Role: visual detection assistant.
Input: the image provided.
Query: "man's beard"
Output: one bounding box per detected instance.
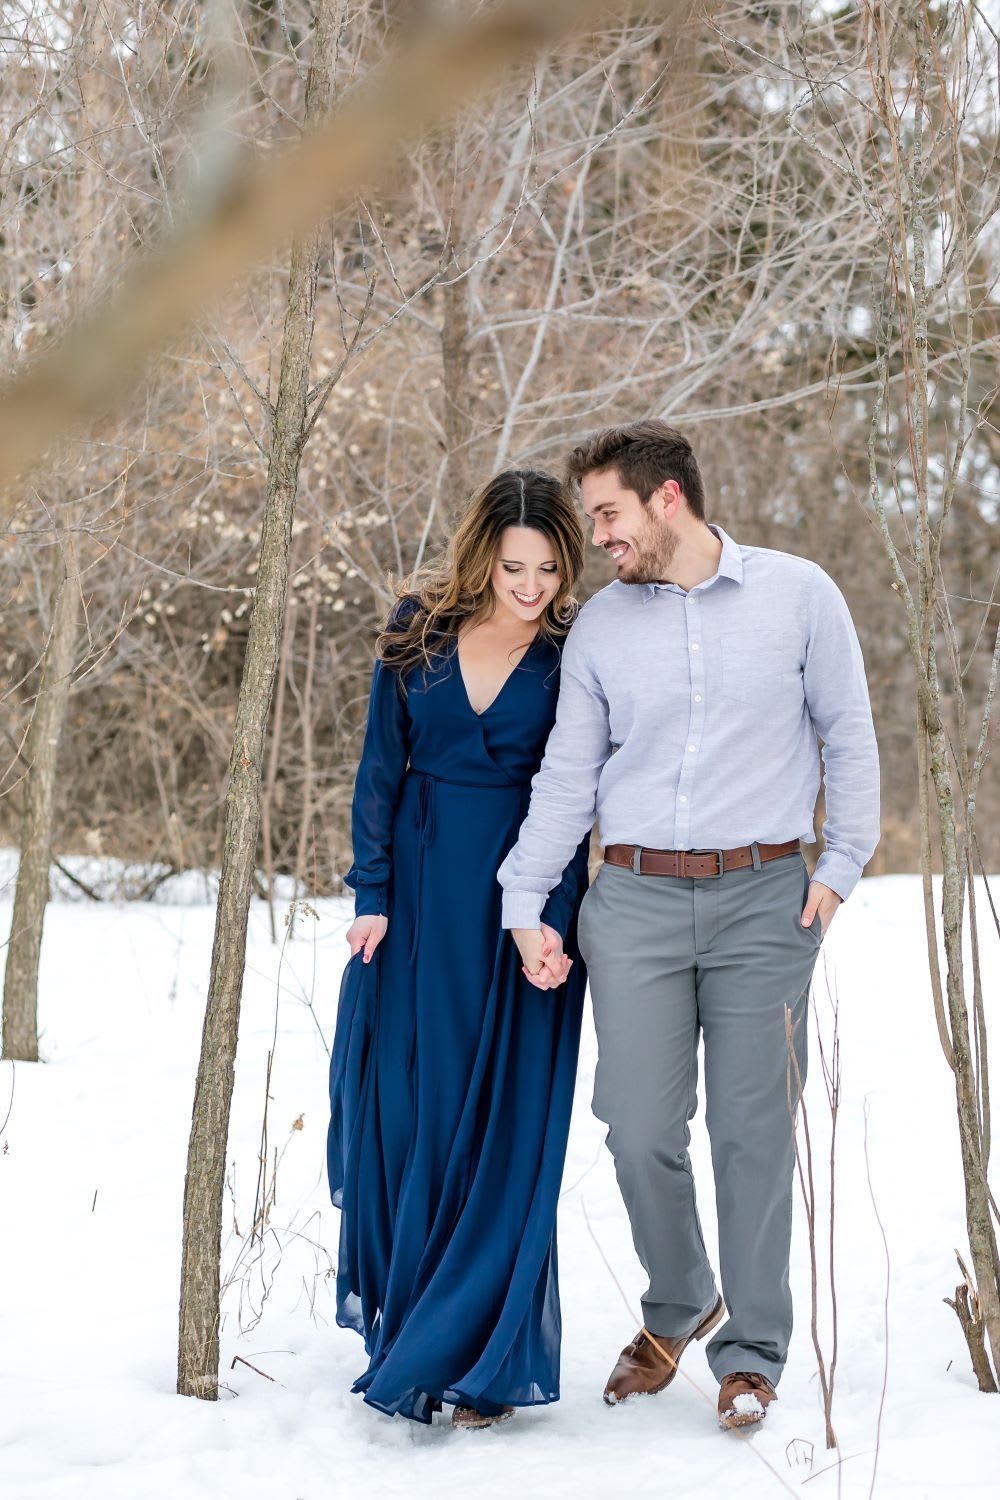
[615,512,679,584]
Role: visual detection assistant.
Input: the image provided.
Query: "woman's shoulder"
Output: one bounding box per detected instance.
[377,592,452,682]
[386,592,422,630]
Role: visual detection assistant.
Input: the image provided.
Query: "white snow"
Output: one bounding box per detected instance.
[1,871,998,1499]
[730,1392,766,1417]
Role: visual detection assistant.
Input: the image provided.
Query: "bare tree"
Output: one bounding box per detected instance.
[2,5,110,1059]
[176,0,346,1401]
[859,0,1000,1390]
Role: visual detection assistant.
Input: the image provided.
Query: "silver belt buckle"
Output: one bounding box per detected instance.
[632,845,644,875]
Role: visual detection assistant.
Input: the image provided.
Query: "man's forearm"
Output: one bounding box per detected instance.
[804,570,881,903]
[499,622,610,929]
[499,803,595,929]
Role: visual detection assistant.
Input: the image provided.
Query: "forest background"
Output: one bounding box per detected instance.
[4,0,996,905]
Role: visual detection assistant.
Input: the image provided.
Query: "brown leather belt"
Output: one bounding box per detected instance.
[603,839,801,879]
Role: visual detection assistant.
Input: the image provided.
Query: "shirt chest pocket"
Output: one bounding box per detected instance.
[720,632,803,705]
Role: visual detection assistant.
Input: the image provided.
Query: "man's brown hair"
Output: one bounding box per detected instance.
[565,420,706,520]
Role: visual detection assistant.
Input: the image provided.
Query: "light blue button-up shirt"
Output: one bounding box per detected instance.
[499,525,880,929]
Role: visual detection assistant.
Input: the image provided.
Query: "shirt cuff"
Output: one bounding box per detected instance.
[501,891,545,931]
[812,851,862,903]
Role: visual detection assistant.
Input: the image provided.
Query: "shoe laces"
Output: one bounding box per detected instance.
[725,1371,773,1393]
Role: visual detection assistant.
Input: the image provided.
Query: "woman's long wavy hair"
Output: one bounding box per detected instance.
[377,468,585,678]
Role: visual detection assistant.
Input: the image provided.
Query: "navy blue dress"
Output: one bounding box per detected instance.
[327,601,589,1423]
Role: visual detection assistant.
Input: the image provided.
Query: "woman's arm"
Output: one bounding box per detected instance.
[344,639,411,921]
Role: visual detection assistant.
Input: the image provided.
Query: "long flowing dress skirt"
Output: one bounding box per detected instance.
[328,769,586,1423]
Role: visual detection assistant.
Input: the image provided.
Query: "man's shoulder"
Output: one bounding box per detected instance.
[574,579,636,624]
[740,540,819,573]
[739,542,833,591]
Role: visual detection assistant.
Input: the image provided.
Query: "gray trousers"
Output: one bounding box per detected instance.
[576,849,821,1386]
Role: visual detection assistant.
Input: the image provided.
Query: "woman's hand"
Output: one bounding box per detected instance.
[346,914,388,963]
[513,923,573,990]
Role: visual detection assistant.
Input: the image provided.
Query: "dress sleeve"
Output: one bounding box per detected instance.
[539,831,592,942]
[343,611,413,919]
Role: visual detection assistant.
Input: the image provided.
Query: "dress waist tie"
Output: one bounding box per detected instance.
[409,773,437,966]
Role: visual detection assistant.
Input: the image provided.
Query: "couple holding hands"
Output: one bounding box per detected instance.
[327,420,880,1433]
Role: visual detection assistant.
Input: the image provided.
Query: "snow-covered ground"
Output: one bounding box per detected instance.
[1,872,997,1500]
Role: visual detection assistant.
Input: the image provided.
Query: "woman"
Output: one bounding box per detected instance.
[327,469,591,1429]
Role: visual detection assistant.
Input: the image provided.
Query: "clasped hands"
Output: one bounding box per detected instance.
[511,924,573,991]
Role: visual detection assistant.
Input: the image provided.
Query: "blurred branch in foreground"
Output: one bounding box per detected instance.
[0,0,672,491]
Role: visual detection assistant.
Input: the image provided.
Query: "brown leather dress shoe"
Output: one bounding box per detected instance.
[603,1295,725,1405]
[717,1371,777,1430]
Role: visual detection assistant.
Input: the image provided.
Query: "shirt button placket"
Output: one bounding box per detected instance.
[676,594,702,847]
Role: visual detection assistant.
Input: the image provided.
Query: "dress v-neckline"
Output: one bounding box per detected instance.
[454,631,540,718]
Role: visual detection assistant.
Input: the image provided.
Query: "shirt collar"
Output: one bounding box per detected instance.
[712,524,744,585]
[640,522,743,601]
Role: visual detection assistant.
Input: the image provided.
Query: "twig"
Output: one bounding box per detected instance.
[51,859,103,901]
[862,1100,891,1495]
[0,1061,13,1136]
[230,1353,277,1383]
[785,1001,839,1455]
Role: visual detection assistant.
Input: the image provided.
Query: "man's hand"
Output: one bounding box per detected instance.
[346,914,388,963]
[512,923,574,991]
[801,880,841,938]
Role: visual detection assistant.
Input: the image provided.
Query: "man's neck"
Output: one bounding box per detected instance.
[655,521,723,593]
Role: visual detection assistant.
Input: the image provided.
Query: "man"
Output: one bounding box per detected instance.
[498,421,879,1430]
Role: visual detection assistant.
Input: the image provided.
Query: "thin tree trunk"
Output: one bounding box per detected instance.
[261,591,295,943]
[2,4,108,1061]
[927,706,1000,1377]
[290,597,319,928]
[2,530,81,1060]
[176,0,341,1401]
[908,7,1000,1372]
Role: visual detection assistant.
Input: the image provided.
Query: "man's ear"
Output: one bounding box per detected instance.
[657,478,683,519]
